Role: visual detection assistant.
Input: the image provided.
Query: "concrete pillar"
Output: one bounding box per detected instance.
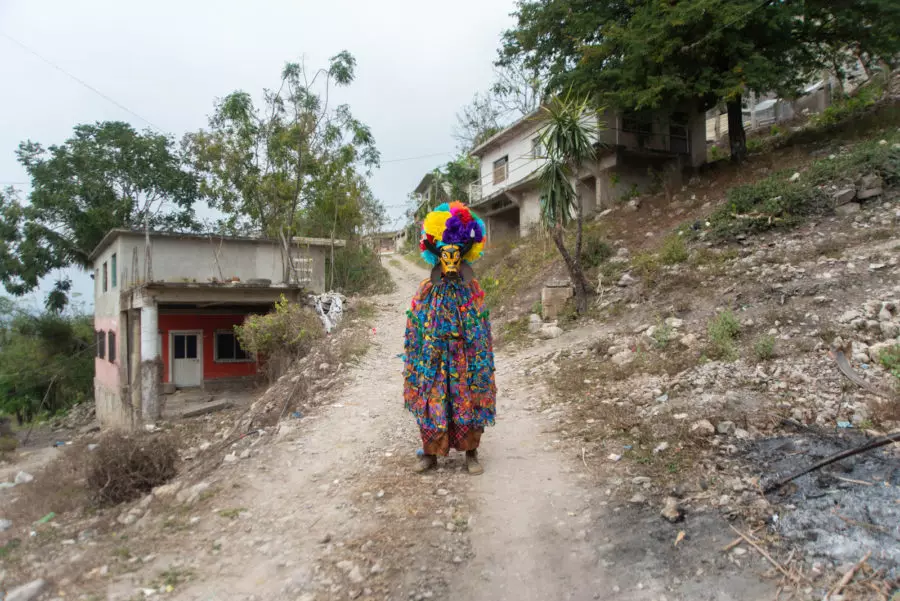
[542,280,574,320]
[140,301,161,422]
[129,310,142,428]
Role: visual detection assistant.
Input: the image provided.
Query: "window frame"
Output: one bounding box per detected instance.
[97,331,106,359]
[492,155,509,185]
[531,136,543,159]
[108,331,116,363]
[102,262,108,292]
[213,329,253,363]
[111,253,117,288]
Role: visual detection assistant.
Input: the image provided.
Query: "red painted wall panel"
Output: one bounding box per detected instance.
[158,314,257,383]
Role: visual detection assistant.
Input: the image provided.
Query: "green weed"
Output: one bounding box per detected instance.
[707,311,741,361]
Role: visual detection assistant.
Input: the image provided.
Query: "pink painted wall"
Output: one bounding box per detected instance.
[94,316,119,389]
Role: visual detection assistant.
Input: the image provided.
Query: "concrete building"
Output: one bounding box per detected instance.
[89,229,344,430]
[366,231,403,254]
[468,106,707,240]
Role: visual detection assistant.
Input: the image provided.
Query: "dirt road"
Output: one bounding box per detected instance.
[111,257,772,601]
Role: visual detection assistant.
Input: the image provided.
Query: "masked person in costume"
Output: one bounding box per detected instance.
[403,201,496,475]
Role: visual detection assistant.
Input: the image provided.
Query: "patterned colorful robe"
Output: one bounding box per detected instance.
[402,277,496,456]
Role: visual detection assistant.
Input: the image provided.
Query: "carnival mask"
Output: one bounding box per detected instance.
[439,244,463,276]
[424,239,475,283]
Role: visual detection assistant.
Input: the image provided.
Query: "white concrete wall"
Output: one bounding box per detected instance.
[477,120,548,200]
[93,239,123,319]
[519,189,543,236]
[115,234,286,288]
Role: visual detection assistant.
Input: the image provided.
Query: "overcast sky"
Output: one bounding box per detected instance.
[0,0,517,310]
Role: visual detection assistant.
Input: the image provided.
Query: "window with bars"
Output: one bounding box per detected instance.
[214,330,251,362]
[97,331,106,359]
[108,331,116,363]
[492,156,508,185]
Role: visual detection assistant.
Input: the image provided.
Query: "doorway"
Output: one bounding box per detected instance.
[170,331,202,388]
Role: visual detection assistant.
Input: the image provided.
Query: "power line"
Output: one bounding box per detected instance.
[380,151,455,164]
[0,30,165,132]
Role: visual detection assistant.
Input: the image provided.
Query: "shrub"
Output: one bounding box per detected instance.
[651,321,674,349]
[235,295,323,361]
[659,234,688,265]
[327,242,395,295]
[708,146,726,162]
[811,84,881,128]
[746,138,765,154]
[879,344,900,379]
[580,230,614,268]
[86,432,178,505]
[707,311,741,360]
[707,132,900,240]
[754,334,776,361]
[632,252,661,284]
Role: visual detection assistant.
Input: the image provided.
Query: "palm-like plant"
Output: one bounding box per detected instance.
[537,93,602,314]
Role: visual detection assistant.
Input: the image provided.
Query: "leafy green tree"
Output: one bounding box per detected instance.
[0,123,198,297]
[537,94,598,314]
[0,299,94,423]
[44,277,72,314]
[501,0,811,163]
[800,0,900,91]
[184,52,380,239]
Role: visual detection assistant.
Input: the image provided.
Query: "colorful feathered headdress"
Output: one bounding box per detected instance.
[419,201,486,265]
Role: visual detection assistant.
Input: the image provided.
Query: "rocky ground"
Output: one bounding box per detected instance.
[505,180,900,598]
[3,137,899,599]
[3,256,797,601]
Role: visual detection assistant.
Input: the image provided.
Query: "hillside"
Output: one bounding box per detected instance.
[477,100,900,596]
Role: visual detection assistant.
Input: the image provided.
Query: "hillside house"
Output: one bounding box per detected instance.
[90,229,344,430]
[468,106,707,240]
[412,173,451,216]
[367,230,402,254]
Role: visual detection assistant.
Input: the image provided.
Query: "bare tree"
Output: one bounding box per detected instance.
[453,92,504,151]
[490,61,545,116]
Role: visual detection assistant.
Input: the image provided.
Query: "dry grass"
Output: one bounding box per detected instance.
[2,445,91,525]
[868,396,900,428]
[86,432,178,505]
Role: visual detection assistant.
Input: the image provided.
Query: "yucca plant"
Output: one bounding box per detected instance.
[537,92,603,314]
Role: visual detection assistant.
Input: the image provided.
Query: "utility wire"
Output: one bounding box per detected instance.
[0,30,165,132]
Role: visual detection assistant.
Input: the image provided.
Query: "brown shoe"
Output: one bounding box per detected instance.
[466,450,484,475]
[413,454,437,473]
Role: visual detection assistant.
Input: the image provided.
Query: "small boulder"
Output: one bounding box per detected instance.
[152,481,183,500]
[175,481,210,505]
[835,202,861,216]
[832,188,856,206]
[838,310,861,324]
[6,579,47,601]
[690,420,716,436]
[660,497,685,523]
[664,317,684,329]
[617,273,637,287]
[14,471,34,485]
[611,350,634,366]
[859,173,883,190]
[540,325,564,339]
[716,421,736,436]
[858,187,883,200]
